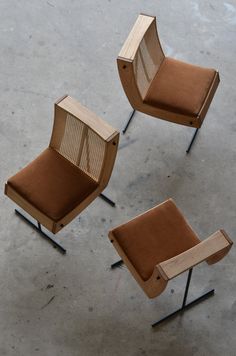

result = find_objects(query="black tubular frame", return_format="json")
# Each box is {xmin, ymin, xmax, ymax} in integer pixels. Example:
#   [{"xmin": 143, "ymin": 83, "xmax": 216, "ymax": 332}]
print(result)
[
  {"xmin": 99, "ymin": 193, "xmax": 115, "ymax": 207},
  {"xmin": 186, "ymin": 128, "xmax": 199, "ymax": 154},
  {"xmin": 15, "ymin": 209, "xmax": 66, "ymax": 254},
  {"xmin": 111, "ymin": 259, "xmax": 124, "ymax": 269},
  {"xmin": 151, "ymin": 268, "xmax": 215, "ymax": 328},
  {"xmin": 110, "ymin": 262, "xmax": 215, "ymax": 327},
  {"xmin": 122, "ymin": 109, "xmax": 200, "ymax": 154},
  {"xmin": 122, "ymin": 109, "xmax": 136, "ymax": 134}
]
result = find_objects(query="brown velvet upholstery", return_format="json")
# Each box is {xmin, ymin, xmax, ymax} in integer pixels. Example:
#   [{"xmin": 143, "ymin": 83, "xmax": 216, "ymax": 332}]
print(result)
[
  {"xmin": 112, "ymin": 199, "xmax": 200, "ymax": 281},
  {"xmin": 7, "ymin": 148, "xmax": 98, "ymax": 221},
  {"xmin": 144, "ymin": 58, "xmax": 216, "ymax": 117}
]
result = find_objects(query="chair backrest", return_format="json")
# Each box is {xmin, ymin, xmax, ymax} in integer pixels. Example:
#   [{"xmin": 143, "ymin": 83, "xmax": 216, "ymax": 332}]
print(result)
[
  {"xmin": 117, "ymin": 14, "xmax": 165, "ymax": 102},
  {"xmin": 50, "ymin": 95, "xmax": 119, "ymax": 188}
]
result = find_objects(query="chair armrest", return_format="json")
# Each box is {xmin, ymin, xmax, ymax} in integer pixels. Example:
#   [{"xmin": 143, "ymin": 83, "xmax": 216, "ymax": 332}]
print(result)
[
  {"xmin": 156, "ymin": 230, "xmax": 233, "ymax": 281},
  {"xmin": 118, "ymin": 14, "xmax": 155, "ymax": 61}
]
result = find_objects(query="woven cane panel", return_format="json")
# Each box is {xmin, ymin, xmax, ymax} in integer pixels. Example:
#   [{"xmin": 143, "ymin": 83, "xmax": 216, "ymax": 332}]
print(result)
[
  {"xmin": 59, "ymin": 113, "xmax": 84, "ymax": 164},
  {"xmin": 133, "ymin": 24, "xmax": 164, "ymax": 99},
  {"xmin": 79, "ymin": 128, "xmax": 106, "ymax": 181},
  {"xmin": 58, "ymin": 113, "xmax": 106, "ymax": 182}
]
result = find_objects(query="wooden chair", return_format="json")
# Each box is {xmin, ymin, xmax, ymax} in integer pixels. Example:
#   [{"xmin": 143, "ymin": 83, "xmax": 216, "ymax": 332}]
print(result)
[
  {"xmin": 117, "ymin": 14, "xmax": 220, "ymax": 153},
  {"xmin": 5, "ymin": 95, "xmax": 119, "ymax": 253},
  {"xmin": 108, "ymin": 199, "xmax": 233, "ymax": 327}
]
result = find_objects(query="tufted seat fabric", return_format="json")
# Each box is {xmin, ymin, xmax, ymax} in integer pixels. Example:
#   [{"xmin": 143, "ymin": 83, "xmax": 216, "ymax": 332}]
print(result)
[
  {"xmin": 111, "ymin": 199, "xmax": 200, "ymax": 281},
  {"xmin": 144, "ymin": 57, "xmax": 216, "ymax": 118},
  {"xmin": 7, "ymin": 148, "xmax": 98, "ymax": 221}
]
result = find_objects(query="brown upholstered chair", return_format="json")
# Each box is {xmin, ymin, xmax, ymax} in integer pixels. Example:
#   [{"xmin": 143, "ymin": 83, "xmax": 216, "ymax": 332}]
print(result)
[
  {"xmin": 108, "ymin": 199, "xmax": 233, "ymax": 327},
  {"xmin": 5, "ymin": 95, "xmax": 119, "ymax": 253},
  {"xmin": 117, "ymin": 14, "xmax": 220, "ymax": 153}
]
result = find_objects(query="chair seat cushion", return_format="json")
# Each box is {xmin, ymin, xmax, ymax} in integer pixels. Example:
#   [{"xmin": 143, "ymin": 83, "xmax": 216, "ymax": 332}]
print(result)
[
  {"xmin": 7, "ymin": 148, "xmax": 98, "ymax": 221},
  {"xmin": 144, "ymin": 57, "xmax": 216, "ymax": 117},
  {"xmin": 112, "ymin": 199, "xmax": 200, "ymax": 281}
]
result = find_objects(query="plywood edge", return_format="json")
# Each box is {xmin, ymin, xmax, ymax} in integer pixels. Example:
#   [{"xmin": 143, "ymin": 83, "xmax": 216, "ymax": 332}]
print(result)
[
  {"xmin": 158, "ymin": 230, "xmax": 232, "ymax": 280},
  {"xmin": 118, "ymin": 14, "xmax": 155, "ymax": 60}
]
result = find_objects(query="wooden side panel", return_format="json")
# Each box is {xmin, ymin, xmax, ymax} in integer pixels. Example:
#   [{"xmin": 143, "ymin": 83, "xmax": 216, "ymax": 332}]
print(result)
[
  {"xmin": 118, "ymin": 14, "xmax": 165, "ymax": 100},
  {"xmin": 117, "ymin": 58, "xmax": 143, "ymax": 109},
  {"xmin": 108, "ymin": 231, "xmax": 168, "ymax": 299},
  {"xmin": 206, "ymin": 229, "xmax": 233, "ymax": 265},
  {"xmin": 136, "ymin": 101, "xmax": 201, "ymax": 128},
  {"xmin": 99, "ymin": 132, "xmax": 119, "ymax": 189},
  {"xmin": 158, "ymin": 230, "xmax": 233, "ymax": 280},
  {"xmin": 119, "ymin": 14, "xmax": 155, "ymax": 60}
]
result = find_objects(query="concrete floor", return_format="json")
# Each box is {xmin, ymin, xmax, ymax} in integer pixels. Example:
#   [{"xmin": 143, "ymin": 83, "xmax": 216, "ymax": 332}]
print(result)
[{"xmin": 0, "ymin": 0, "xmax": 236, "ymax": 355}]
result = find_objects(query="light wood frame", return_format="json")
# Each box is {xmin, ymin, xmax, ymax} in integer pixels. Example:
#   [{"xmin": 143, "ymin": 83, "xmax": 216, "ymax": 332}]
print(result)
[
  {"xmin": 5, "ymin": 95, "xmax": 119, "ymax": 234},
  {"xmin": 117, "ymin": 14, "xmax": 220, "ymax": 128},
  {"xmin": 109, "ymin": 226, "xmax": 232, "ymax": 299}
]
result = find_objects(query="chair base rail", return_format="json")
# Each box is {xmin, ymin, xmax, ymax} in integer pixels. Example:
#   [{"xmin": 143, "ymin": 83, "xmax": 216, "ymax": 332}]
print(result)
[
  {"xmin": 152, "ymin": 288, "xmax": 214, "ymax": 327},
  {"xmin": 186, "ymin": 127, "xmax": 199, "ymax": 154},
  {"xmin": 152, "ymin": 268, "xmax": 214, "ymax": 327},
  {"xmin": 14, "ymin": 209, "xmax": 66, "ymax": 254}
]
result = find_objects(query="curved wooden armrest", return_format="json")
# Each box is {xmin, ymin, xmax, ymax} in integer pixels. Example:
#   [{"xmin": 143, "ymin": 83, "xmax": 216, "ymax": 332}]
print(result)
[
  {"xmin": 56, "ymin": 95, "xmax": 119, "ymax": 142},
  {"xmin": 156, "ymin": 230, "xmax": 233, "ymax": 281},
  {"xmin": 118, "ymin": 14, "xmax": 155, "ymax": 61}
]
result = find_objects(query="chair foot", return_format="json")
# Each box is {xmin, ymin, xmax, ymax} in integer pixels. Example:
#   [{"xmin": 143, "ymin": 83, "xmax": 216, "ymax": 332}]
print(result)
[
  {"xmin": 111, "ymin": 259, "xmax": 124, "ymax": 269},
  {"xmin": 122, "ymin": 109, "xmax": 136, "ymax": 134},
  {"xmin": 99, "ymin": 193, "xmax": 116, "ymax": 207},
  {"xmin": 152, "ymin": 289, "xmax": 215, "ymax": 328},
  {"xmin": 186, "ymin": 128, "xmax": 199, "ymax": 154},
  {"xmin": 14, "ymin": 209, "xmax": 66, "ymax": 254}
]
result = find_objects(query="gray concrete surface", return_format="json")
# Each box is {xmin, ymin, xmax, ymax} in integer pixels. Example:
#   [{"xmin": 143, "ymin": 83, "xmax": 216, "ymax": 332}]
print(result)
[{"xmin": 0, "ymin": 0, "xmax": 236, "ymax": 355}]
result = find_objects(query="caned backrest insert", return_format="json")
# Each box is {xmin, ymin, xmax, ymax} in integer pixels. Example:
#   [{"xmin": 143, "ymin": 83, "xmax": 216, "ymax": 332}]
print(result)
[
  {"xmin": 119, "ymin": 14, "xmax": 165, "ymax": 99},
  {"xmin": 50, "ymin": 96, "xmax": 116, "ymax": 183}
]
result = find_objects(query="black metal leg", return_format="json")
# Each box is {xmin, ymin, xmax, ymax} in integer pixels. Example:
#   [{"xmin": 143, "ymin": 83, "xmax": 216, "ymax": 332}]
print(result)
[
  {"xmin": 152, "ymin": 268, "xmax": 215, "ymax": 328},
  {"xmin": 186, "ymin": 128, "xmax": 199, "ymax": 154},
  {"xmin": 123, "ymin": 109, "xmax": 136, "ymax": 134},
  {"xmin": 182, "ymin": 267, "xmax": 193, "ymax": 308},
  {"xmin": 14, "ymin": 209, "xmax": 66, "ymax": 254},
  {"xmin": 99, "ymin": 193, "xmax": 115, "ymax": 207},
  {"xmin": 111, "ymin": 259, "xmax": 124, "ymax": 269}
]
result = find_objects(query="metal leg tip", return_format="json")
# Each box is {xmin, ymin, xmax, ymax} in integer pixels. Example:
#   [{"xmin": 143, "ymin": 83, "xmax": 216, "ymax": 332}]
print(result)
[{"xmin": 111, "ymin": 259, "xmax": 124, "ymax": 269}]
